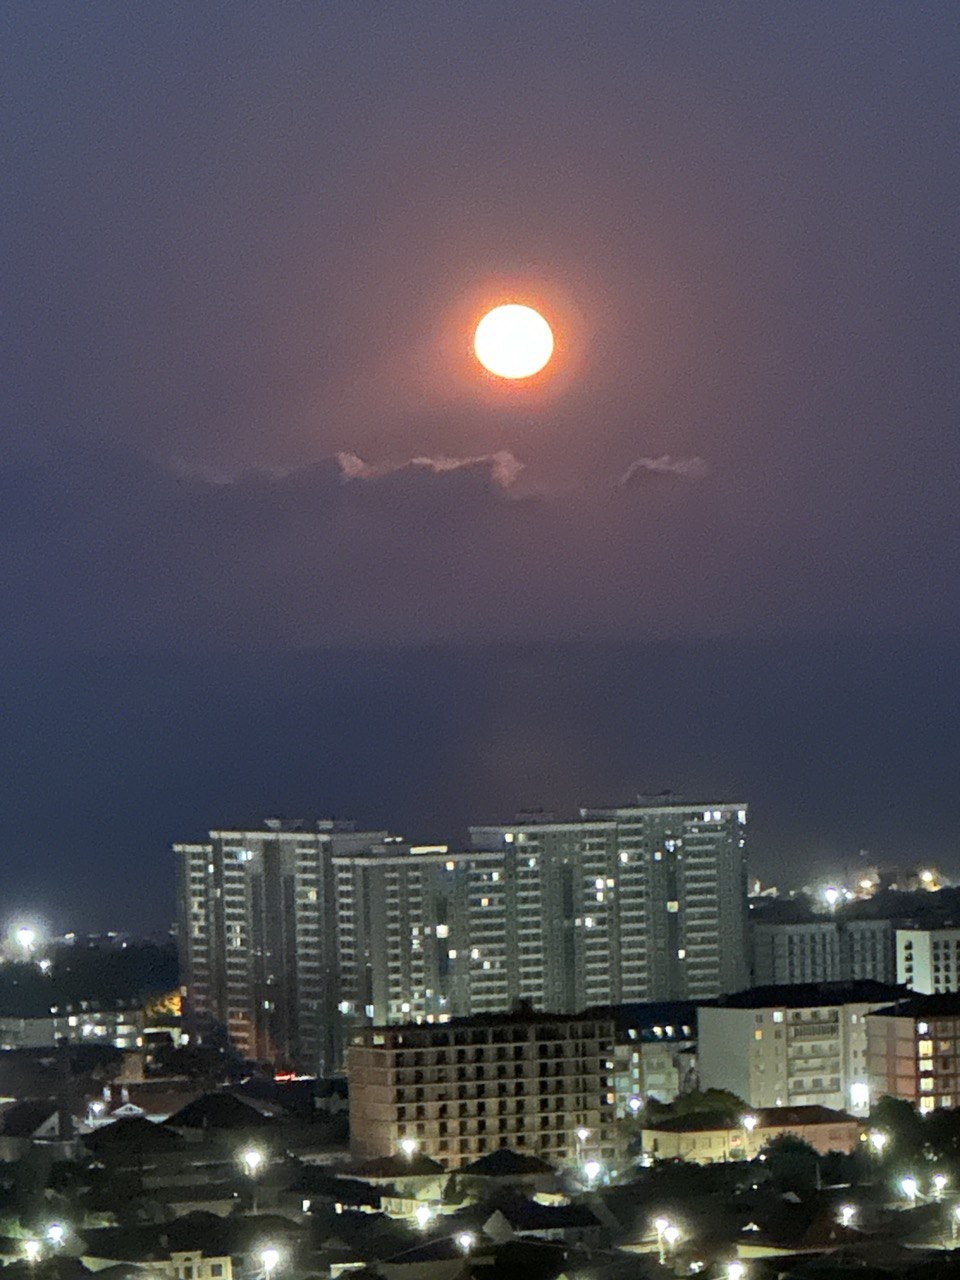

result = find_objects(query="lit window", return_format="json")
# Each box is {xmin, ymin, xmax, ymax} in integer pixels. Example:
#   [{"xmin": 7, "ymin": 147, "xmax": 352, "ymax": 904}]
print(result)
[
  {"xmin": 667, "ymin": 900, "xmax": 679, "ymax": 913},
  {"xmin": 921, "ymin": 1077, "xmax": 934, "ymax": 1092},
  {"xmin": 504, "ymin": 833, "xmax": 514, "ymax": 843},
  {"xmin": 584, "ymin": 916, "xmax": 595, "ymax": 928},
  {"xmin": 436, "ymin": 924, "xmax": 449, "ymax": 939},
  {"xmin": 919, "ymin": 1022, "xmax": 929, "ymax": 1034},
  {"xmin": 919, "ymin": 1039, "xmax": 934, "ymax": 1057},
  {"xmin": 654, "ymin": 851, "xmax": 663, "ymax": 861},
  {"xmin": 773, "ymin": 1011, "xmax": 784, "ymax": 1023},
  {"xmin": 754, "ymin": 1029, "xmax": 763, "ymax": 1041},
  {"xmin": 678, "ymin": 949, "xmax": 686, "ymax": 959},
  {"xmin": 445, "ymin": 861, "xmax": 455, "ymax": 872}
]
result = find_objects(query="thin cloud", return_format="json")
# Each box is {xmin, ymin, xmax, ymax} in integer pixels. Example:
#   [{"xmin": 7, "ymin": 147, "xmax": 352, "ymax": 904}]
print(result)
[
  {"xmin": 618, "ymin": 455, "xmax": 710, "ymax": 487},
  {"xmin": 337, "ymin": 450, "xmax": 524, "ymax": 489}
]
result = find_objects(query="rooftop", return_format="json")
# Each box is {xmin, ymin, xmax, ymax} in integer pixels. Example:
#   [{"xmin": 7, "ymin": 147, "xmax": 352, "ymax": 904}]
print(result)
[{"xmin": 711, "ymin": 980, "xmax": 905, "ymax": 1009}]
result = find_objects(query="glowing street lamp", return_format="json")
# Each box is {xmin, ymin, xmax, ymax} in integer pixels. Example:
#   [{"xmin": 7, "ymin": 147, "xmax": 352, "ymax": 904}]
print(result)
[
  {"xmin": 741, "ymin": 1114, "xmax": 757, "ymax": 1132},
  {"xmin": 663, "ymin": 1224, "xmax": 680, "ymax": 1257},
  {"xmin": 728, "ymin": 1263, "xmax": 745, "ymax": 1280},
  {"xmin": 241, "ymin": 1147, "xmax": 264, "ymax": 1213},
  {"xmin": 583, "ymin": 1159, "xmax": 602, "ymax": 1187},
  {"xmin": 654, "ymin": 1216, "xmax": 670, "ymax": 1264},
  {"xmin": 934, "ymin": 1173, "xmax": 948, "ymax": 1200},
  {"xmin": 838, "ymin": 1205, "xmax": 855, "ymax": 1228},
  {"xmin": 901, "ymin": 1176, "xmax": 918, "ymax": 1205},
  {"xmin": 456, "ymin": 1232, "xmax": 475, "ymax": 1253},
  {"xmin": 868, "ymin": 1130, "xmax": 888, "ymax": 1155},
  {"xmin": 46, "ymin": 1224, "xmax": 65, "ymax": 1246},
  {"xmin": 260, "ymin": 1247, "xmax": 280, "ymax": 1278},
  {"xmin": 627, "ymin": 1095, "xmax": 643, "ymax": 1116},
  {"xmin": 400, "ymin": 1137, "xmax": 418, "ymax": 1159},
  {"xmin": 14, "ymin": 926, "xmax": 37, "ymax": 956},
  {"xmin": 415, "ymin": 1204, "xmax": 433, "ymax": 1230},
  {"xmin": 823, "ymin": 886, "xmax": 840, "ymax": 911},
  {"xmin": 23, "ymin": 1241, "xmax": 40, "ymax": 1264}
]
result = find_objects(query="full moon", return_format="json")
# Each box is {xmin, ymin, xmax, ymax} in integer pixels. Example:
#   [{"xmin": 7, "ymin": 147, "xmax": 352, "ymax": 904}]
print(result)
[{"xmin": 474, "ymin": 304, "xmax": 554, "ymax": 379}]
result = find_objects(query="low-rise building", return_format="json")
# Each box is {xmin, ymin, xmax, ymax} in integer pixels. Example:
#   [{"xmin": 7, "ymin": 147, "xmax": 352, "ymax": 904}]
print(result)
[
  {"xmin": 698, "ymin": 981, "xmax": 902, "ymax": 1114},
  {"xmin": 0, "ymin": 1002, "xmax": 145, "ymax": 1051},
  {"xmin": 640, "ymin": 1103, "xmax": 860, "ymax": 1163},
  {"xmin": 347, "ymin": 1009, "xmax": 623, "ymax": 1168},
  {"xmin": 896, "ymin": 927, "xmax": 960, "ymax": 993},
  {"xmin": 609, "ymin": 1002, "xmax": 698, "ymax": 1110},
  {"xmin": 866, "ymin": 991, "xmax": 960, "ymax": 1113}
]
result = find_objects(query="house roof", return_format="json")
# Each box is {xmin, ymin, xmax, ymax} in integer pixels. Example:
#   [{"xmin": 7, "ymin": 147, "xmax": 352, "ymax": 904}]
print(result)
[
  {"xmin": 712, "ymin": 980, "xmax": 905, "ymax": 1009},
  {"xmin": 84, "ymin": 1116, "xmax": 184, "ymax": 1153},
  {"xmin": 163, "ymin": 1090, "xmax": 278, "ymax": 1129},
  {"xmin": 644, "ymin": 1104, "xmax": 856, "ymax": 1133},
  {"xmin": 0, "ymin": 1098, "xmax": 59, "ymax": 1137},
  {"xmin": 351, "ymin": 1153, "xmax": 445, "ymax": 1179},
  {"xmin": 459, "ymin": 1149, "xmax": 556, "ymax": 1177}
]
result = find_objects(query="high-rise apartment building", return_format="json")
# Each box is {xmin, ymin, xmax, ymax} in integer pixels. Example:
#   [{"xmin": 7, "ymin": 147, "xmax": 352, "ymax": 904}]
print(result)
[
  {"xmin": 866, "ymin": 992, "xmax": 960, "ymax": 1112},
  {"xmin": 177, "ymin": 798, "xmax": 750, "ymax": 1072},
  {"xmin": 470, "ymin": 800, "xmax": 750, "ymax": 1003},
  {"xmin": 175, "ymin": 819, "xmax": 387, "ymax": 1074}
]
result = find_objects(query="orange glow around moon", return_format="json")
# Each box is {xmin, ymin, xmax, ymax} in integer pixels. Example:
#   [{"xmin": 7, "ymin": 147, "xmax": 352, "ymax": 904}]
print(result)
[{"xmin": 474, "ymin": 304, "xmax": 554, "ymax": 379}]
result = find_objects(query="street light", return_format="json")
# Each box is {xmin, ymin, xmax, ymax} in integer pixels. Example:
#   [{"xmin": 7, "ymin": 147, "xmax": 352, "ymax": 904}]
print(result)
[
  {"xmin": 901, "ymin": 1176, "xmax": 918, "ymax": 1205},
  {"xmin": 241, "ymin": 1147, "xmax": 264, "ymax": 1213},
  {"xmin": 260, "ymin": 1247, "xmax": 280, "ymax": 1278},
  {"xmin": 14, "ymin": 926, "xmax": 37, "ymax": 956},
  {"xmin": 415, "ymin": 1204, "xmax": 433, "ymax": 1230},
  {"xmin": 627, "ymin": 1096, "xmax": 643, "ymax": 1116},
  {"xmin": 838, "ymin": 1205, "xmax": 855, "ymax": 1228},
  {"xmin": 583, "ymin": 1159, "xmax": 602, "ymax": 1187},
  {"xmin": 741, "ymin": 1114, "xmax": 757, "ymax": 1132},
  {"xmin": 654, "ymin": 1217, "xmax": 670, "ymax": 1265},
  {"xmin": 727, "ymin": 1263, "xmax": 745, "ymax": 1280},
  {"xmin": 934, "ymin": 1174, "xmax": 948, "ymax": 1200},
  {"xmin": 400, "ymin": 1137, "xmax": 418, "ymax": 1159},
  {"xmin": 23, "ymin": 1241, "xmax": 40, "ymax": 1264},
  {"xmin": 868, "ymin": 1131, "xmax": 888, "ymax": 1155},
  {"xmin": 456, "ymin": 1232, "xmax": 475, "ymax": 1253},
  {"xmin": 663, "ymin": 1224, "xmax": 680, "ymax": 1258},
  {"xmin": 46, "ymin": 1224, "xmax": 65, "ymax": 1246}
]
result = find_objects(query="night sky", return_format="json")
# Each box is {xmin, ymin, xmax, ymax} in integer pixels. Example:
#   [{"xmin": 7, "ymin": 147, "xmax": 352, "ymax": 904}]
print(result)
[{"xmin": 3, "ymin": 4, "xmax": 959, "ymax": 931}]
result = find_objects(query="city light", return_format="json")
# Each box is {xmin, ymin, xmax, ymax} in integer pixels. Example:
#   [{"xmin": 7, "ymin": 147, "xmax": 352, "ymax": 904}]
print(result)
[
  {"xmin": 260, "ymin": 1247, "xmax": 280, "ymax": 1277},
  {"xmin": 934, "ymin": 1173, "xmax": 948, "ymax": 1199},
  {"xmin": 576, "ymin": 1126, "xmax": 590, "ymax": 1143},
  {"xmin": 901, "ymin": 1176, "xmax": 918, "ymax": 1204},
  {"xmin": 822, "ymin": 886, "xmax": 840, "ymax": 910},
  {"xmin": 46, "ymin": 1224, "xmax": 65, "ymax": 1246},
  {"xmin": 241, "ymin": 1147, "xmax": 264, "ymax": 1175},
  {"xmin": 838, "ymin": 1205, "xmax": 855, "ymax": 1228},
  {"xmin": 742, "ymin": 1114, "xmax": 757, "ymax": 1132},
  {"xmin": 654, "ymin": 1217, "xmax": 670, "ymax": 1264},
  {"xmin": 664, "ymin": 1225, "xmax": 681, "ymax": 1250},
  {"xmin": 400, "ymin": 1137, "xmax": 418, "ymax": 1159},
  {"xmin": 728, "ymin": 1263, "xmax": 745, "ymax": 1280},
  {"xmin": 583, "ymin": 1159, "xmax": 602, "ymax": 1186},
  {"xmin": 627, "ymin": 1095, "xmax": 643, "ymax": 1115},
  {"xmin": 456, "ymin": 1232, "xmax": 475, "ymax": 1252},
  {"xmin": 868, "ymin": 1131, "xmax": 888, "ymax": 1154},
  {"xmin": 415, "ymin": 1204, "xmax": 433, "ymax": 1229},
  {"xmin": 14, "ymin": 925, "xmax": 37, "ymax": 955},
  {"xmin": 23, "ymin": 1241, "xmax": 40, "ymax": 1264}
]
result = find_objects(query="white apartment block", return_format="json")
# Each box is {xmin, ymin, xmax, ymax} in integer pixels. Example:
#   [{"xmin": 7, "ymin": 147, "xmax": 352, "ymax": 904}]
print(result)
[
  {"xmin": 897, "ymin": 928, "xmax": 960, "ymax": 993},
  {"xmin": 698, "ymin": 981, "xmax": 903, "ymax": 1114}
]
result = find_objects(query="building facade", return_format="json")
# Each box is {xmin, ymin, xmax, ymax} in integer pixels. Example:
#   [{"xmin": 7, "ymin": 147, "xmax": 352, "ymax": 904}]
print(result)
[
  {"xmin": 867, "ymin": 992, "xmax": 960, "ymax": 1112},
  {"xmin": 470, "ymin": 800, "xmax": 750, "ymax": 1004},
  {"xmin": 896, "ymin": 928, "xmax": 960, "ymax": 993},
  {"xmin": 752, "ymin": 918, "xmax": 895, "ymax": 986},
  {"xmin": 177, "ymin": 799, "xmax": 749, "ymax": 1072},
  {"xmin": 347, "ymin": 1010, "xmax": 623, "ymax": 1167},
  {"xmin": 698, "ymin": 981, "xmax": 902, "ymax": 1113},
  {"xmin": 640, "ymin": 1105, "xmax": 860, "ymax": 1164},
  {"xmin": 175, "ymin": 820, "xmax": 387, "ymax": 1073}
]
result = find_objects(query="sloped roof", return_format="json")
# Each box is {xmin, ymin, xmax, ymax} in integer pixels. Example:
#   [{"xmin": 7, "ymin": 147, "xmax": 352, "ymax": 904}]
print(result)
[
  {"xmin": 84, "ymin": 1116, "xmax": 184, "ymax": 1153},
  {"xmin": 163, "ymin": 1090, "xmax": 278, "ymax": 1129},
  {"xmin": 459, "ymin": 1149, "xmax": 556, "ymax": 1178},
  {"xmin": 352, "ymin": 1152, "xmax": 445, "ymax": 1179},
  {"xmin": 0, "ymin": 1098, "xmax": 59, "ymax": 1137}
]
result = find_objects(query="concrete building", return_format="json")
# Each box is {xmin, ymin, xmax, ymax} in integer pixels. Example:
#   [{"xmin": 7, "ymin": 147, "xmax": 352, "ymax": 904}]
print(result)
[
  {"xmin": 609, "ymin": 1002, "xmax": 699, "ymax": 1110},
  {"xmin": 178, "ymin": 799, "xmax": 749, "ymax": 1072},
  {"xmin": 698, "ymin": 981, "xmax": 903, "ymax": 1114},
  {"xmin": 896, "ymin": 927, "xmax": 960, "ymax": 993},
  {"xmin": 470, "ymin": 799, "xmax": 750, "ymax": 1004},
  {"xmin": 0, "ymin": 1003, "xmax": 145, "ymax": 1051},
  {"xmin": 347, "ymin": 1009, "xmax": 623, "ymax": 1168},
  {"xmin": 175, "ymin": 819, "xmax": 388, "ymax": 1073},
  {"xmin": 867, "ymin": 992, "xmax": 960, "ymax": 1113},
  {"xmin": 752, "ymin": 917, "xmax": 895, "ymax": 986},
  {"xmin": 640, "ymin": 1104, "xmax": 860, "ymax": 1164}
]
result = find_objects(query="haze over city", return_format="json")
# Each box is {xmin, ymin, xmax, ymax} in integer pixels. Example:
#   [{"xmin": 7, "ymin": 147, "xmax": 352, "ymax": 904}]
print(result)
[{"xmin": 3, "ymin": 3, "xmax": 959, "ymax": 931}]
